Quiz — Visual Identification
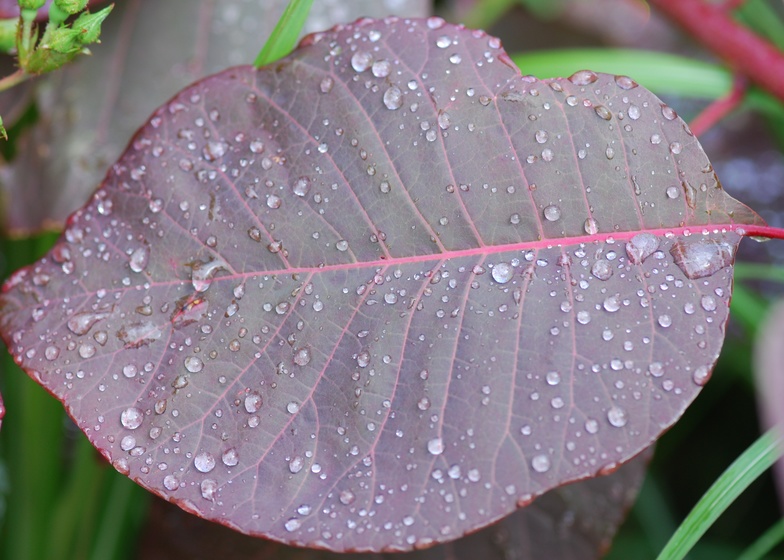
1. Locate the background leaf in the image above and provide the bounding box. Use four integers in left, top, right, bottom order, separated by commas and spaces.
0, 17, 764, 552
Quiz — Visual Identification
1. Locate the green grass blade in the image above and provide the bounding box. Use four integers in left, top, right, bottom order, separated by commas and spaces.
511, 49, 784, 120
735, 262, 784, 284
655, 429, 783, 560
737, 517, 784, 560
253, 0, 314, 68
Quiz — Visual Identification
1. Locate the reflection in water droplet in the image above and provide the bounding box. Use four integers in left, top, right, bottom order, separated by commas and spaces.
184, 356, 204, 373
244, 392, 263, 413
701, 295, 717, 312
201, 479, 218, 500
666, 186, 679, 199
284, 518, 302, 532
294, 347, 311, 366
289, 456, 304, 474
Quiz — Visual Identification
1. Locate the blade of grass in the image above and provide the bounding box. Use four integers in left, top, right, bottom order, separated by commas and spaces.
655, 429, 783, 560
511, 49, 784, 120
253, 0, 314, 68
736, 517, 784, 560
735, 262, 784, 284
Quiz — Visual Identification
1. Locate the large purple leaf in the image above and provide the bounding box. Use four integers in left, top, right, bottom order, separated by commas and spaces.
0, 17, 764, 552
139, 450, 651, 559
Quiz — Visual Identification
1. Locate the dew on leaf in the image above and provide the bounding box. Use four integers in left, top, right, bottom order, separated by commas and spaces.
670, 237, 736, 279
67, 310, 110, 336
284, 518, 301, 532
129, 246, 149, 273
591, 260, 613, 280
244, 392, 263, 413
531, 454, 551, 473
383, 86, 403, 110
222, 448, 239, 467
120, 407, 144, 430
543, 205, 561, 222
194, 452, 216, 473
427, 437, 444, 456
491, 262, 514, 284
292, 177, 311, 197
607, 406, 628, 427
289, 456, 305, 474
184, 356, 204, 373
625, 233, 659, 265
701, 295, 717, 311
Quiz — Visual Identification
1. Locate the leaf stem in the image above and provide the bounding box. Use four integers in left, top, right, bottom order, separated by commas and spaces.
688, 75, 747, 137
649, 0, 784, 103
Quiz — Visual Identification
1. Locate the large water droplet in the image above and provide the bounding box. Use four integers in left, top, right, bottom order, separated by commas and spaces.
244, 392, 263, 413
591, 259, 613, 280
543, 205, 561, 222
129, 246, 149, 273
184, 356, 204, 373
531, 454, 551, 473
294, 347, 311, 366
670, 237, 735, 279
383, 86, 403, 110
492, 262, 514, 284
222, 448, 239, 467
121, 407, 144, 430
67, 311, 110, 336
292, 176, 311, 197
191, 258, 228, 292
194, 452, 216, 473
625, 233, 659, 265
351, 51, 373, 72
289, 456, 305, 474
427, 437, 444, 456
607, 406, 628, 427
569, 70, 598, 85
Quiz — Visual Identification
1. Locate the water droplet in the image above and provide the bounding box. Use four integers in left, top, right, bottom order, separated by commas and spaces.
244, 392, 263, 413
436, 35, 452, 48
67, 311, 110, 336
201, 479, 218, 500
45, 345, 60, 361
222, 448, 239, 467
692, 366, 710, 386
289, 456, 305, 474
628, 105, 641, 120
184, 356, 203, 373
701, 295, 717, 312
585, 419, 599, 434
491, 262, 514, 284
603, 295, 621, 313
194, 452, 216, 473
121, 407, 143, 430
335, 240, 349, 252
339, 490, 356, 505
351, 51, 373, 72
294, 347, 311, 366
670, 237, 735, 279
122, 363, 138, 378
191, 258, 228, 292
531, 454, 551, 473
545, 371, 560, 385
163, 475, 179, 491
591, 260, 613, 280
543, 205, 561, 222
576, 310, 591, 325
569, 70, 598, 85
594, 105, 612, 120
614, 75, 638, 89
427, 437, 444, 456
78, 343, 96, 359
284, 518, 301, 532
666, 186, 679, 199
535, 130, 548, 144
267, 194, 282, 209
625, 233, 659, 265
383, 86, 403, 110
372, 60, 391, 78
657, 314, 672, 328
129, 247, 149, 273
661, 104, 677, 120
292, 176, 311, 197
584, 218, 599, 235
287, 401, 300, 414
607, 406, 628, 427
417, 396, 431, 411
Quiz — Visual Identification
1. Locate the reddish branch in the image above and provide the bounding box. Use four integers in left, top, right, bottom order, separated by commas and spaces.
650, 0, 784, 103
689, 75, 747, 137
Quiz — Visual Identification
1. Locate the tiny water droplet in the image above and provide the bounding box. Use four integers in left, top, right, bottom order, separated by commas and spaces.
222, 448, 239, 467
244, 392, 262, 413
292, 176, 311, 197
383, 86, 402, 110
607, 406, 628, 427
129, 247, 149, 273
592, 259, 613, 280
294, 347, 311, 366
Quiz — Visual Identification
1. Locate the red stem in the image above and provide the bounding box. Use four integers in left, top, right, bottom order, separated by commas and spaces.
721, 0, 747, 11
689, 75, 747, 137
650, 0, 784, 103
739, 224, 784, 241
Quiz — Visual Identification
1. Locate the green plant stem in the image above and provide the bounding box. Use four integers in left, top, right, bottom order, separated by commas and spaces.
253, 0, 314, 68
655, 429, 783, 560
736, 517, 784, 560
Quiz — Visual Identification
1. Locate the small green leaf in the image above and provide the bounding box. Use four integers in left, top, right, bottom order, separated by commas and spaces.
54, 0, 88, 15
0, 115, 7, 141
17, 0, 46, 10
45, 26, 82, 54
72, 4, 113, 45
253, 0, 314, 68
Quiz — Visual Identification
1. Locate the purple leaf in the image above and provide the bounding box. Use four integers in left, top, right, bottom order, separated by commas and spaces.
0, 17, 764, 551
140, 449, 651, 559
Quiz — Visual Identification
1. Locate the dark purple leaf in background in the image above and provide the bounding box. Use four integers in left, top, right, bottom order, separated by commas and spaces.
139, 449, 651, 560
0, 0, 427, 234
754, 300, 784, 510
0, 17, 763, 551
